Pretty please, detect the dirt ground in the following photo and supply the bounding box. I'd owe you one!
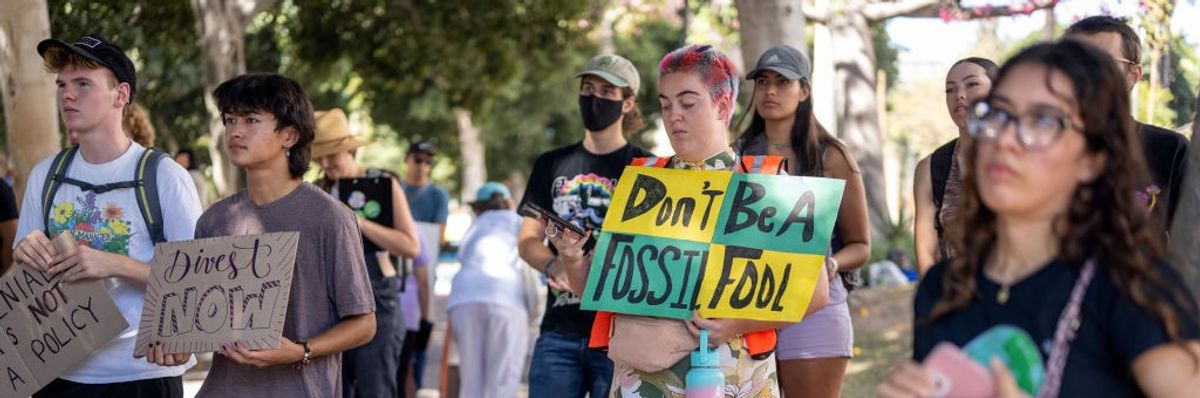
[841,284,916,397]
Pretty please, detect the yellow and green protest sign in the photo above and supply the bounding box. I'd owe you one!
[581,166,844,322]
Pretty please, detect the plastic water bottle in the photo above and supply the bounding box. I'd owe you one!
[686,329,723,398]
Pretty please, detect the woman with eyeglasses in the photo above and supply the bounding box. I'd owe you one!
[878,40,1200,397]
[913,58,998,276]
[735,44,870,398]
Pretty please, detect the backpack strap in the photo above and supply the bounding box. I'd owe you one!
[134,149,169,244]
[41,146,80,233]
[930,139,957,236]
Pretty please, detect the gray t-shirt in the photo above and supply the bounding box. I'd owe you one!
[194,183,375,398]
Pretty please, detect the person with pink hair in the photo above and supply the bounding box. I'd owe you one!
[556,44,830,398]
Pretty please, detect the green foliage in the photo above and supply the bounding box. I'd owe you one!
[1167,34,1198,127]
[46,0,206,157]
[872,23,898,92]
[614,18,687,146]
[275,0,596,195]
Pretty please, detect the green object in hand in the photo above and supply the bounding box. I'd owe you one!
[964,325,1045,395]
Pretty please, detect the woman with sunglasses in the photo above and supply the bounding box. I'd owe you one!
[735,44,869,398]
[913,57,999,275]
[878,40,1200,397]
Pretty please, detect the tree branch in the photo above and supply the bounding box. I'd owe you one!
[863,0,1060,22]
[940,0,1060,21]
[863,0,941,22]
[802,0,830,24]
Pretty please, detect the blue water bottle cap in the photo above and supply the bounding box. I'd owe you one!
[691,329,720,368]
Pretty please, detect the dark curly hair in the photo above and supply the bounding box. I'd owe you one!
[929,41,1196,348]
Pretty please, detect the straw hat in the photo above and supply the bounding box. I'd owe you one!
[311,108,369,159]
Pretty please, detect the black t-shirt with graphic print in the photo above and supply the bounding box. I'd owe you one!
[519,141,652,339]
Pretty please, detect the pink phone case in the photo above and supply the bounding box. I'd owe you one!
[923,343,996,398]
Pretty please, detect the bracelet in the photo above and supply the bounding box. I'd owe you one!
[293,340,312,370]
[826,257,840,274]
[543,258,559,277]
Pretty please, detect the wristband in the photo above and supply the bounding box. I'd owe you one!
[543,258,559,277]
[293,340,312,370]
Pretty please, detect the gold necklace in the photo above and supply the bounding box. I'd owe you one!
[997,282,1011,304]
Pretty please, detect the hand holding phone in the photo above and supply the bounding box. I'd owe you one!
[923,343,996,398]
[519,203,597,253]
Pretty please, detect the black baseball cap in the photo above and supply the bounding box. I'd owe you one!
[407,141,435,156]
[37,34,137,100]
[745,45,811,82]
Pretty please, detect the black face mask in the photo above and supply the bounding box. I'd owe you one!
[579,95,624,132]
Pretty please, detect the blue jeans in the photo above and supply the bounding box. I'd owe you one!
[528,331,614,398]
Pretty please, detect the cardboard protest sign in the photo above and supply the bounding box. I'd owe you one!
[0,233,127,398]
[134,232,299,357]
[581,166,844,322]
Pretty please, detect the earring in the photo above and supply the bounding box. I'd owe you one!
[285,147,291,158]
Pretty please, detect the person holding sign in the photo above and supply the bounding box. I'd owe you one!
[312,108,420,397]
[145,74,378,397]
[558,44,830,398]
[878,41,1200,397]
[517,53,651,397]
[735,44,870,398]
[12,35,202,398]
[913,58,998,274]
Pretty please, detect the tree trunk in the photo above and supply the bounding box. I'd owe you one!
[0,0,60,205]
[455,108,486,204]
[733,0,806,74]
[830,11,892,243]
[1042,6,1056,42]
[812,14,837,132]
[191,0,275,198]
[1169,85,1200,305]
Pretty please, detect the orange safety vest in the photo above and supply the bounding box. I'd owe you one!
[587,154,787,360]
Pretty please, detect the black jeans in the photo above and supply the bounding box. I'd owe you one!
[34,377,183,398]
[343,278,406,398]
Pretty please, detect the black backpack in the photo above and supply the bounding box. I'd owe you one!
[41,146,169,244]
[930,139,958,241]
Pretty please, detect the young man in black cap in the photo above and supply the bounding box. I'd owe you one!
[1065,16,1189,239]
[13,34,202,398]
[517,53,652,397]
[397,141,446,397]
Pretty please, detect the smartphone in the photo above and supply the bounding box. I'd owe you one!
[923,342,996,398]
[519,202,597,253]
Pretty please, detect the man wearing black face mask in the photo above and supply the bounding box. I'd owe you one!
[517,54,651,397]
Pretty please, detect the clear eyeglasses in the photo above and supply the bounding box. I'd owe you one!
[967,101,1082,150]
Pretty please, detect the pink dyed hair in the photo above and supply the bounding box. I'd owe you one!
[658,44,740,125]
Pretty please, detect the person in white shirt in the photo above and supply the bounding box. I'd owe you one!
[14,34,202,398]
[448,182,529,398]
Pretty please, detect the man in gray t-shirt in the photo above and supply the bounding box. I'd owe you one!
[147,74,376,397]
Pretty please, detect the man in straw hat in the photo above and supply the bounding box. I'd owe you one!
[312,108,421,397]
